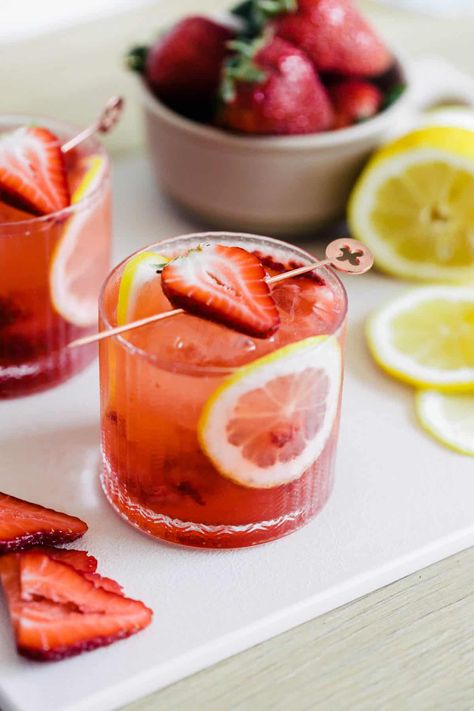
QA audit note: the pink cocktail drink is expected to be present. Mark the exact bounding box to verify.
[100,233,347,547]
[0,116,111,398]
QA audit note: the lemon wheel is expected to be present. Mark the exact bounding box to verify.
[198,335,341,489]
[416,390,474,456]
[349,126,474,283]
[49,154,109,326]
[367,286,474,391]
[117,251,169,326]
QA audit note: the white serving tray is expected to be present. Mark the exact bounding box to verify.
[0,155,473,711]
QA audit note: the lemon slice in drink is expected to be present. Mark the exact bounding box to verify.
[117,251,169,325]
[367,286,474,391]
[349,126,474,282]
[198,335,341,489]
[416,390,474,456]
[70,154,107,204]
[50,154,109,326]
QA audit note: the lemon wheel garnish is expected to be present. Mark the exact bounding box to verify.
[71,155,107,204]
[198,335,341,489]
[49,154,110,327]
[349,126,474,283]
[367,286,474,391]
[416,390,474,456]
[117,251,169,325]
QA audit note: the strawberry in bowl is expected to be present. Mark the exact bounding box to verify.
[128,16,234,121]
[128,1,408,232]
[272,0,392,77]
[128,0,399,134]
[217,36,333,135]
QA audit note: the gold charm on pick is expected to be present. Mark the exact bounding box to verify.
[325,238,374,274]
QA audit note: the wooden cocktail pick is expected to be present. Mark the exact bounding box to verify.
[67,238,373,349]
[61,97,124,154]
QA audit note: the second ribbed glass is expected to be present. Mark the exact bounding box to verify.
[0,115,112,398]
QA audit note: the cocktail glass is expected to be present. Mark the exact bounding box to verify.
[0,115,111,398]
[99,232,347,548]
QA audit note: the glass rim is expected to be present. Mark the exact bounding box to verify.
[0,113,110,229]
[99,231,348,376]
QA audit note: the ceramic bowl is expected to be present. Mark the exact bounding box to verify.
[139,54,474,234]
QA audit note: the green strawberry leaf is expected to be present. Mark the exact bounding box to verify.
[151,261,169,274]
[257,0,298,16]
[220,37,268,103]
[231,0,297,38]
[382,83,406,110]
[126,46,149,73]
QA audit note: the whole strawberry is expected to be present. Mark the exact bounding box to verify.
[128,17,234,120]
[273,0,393,77]
[217,37,333,135]
[330,79,383,128]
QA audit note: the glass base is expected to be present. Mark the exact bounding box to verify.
[0,346,96,399]
[101,467,333,549]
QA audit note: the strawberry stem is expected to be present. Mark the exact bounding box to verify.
[221,37,268,103]
[126,45,149,73]
[231,0,297,37]
[257,0,297,16]
[382,83,406,110]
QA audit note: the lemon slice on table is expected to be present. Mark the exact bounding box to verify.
[416,390,474,457]
[349,126,474,283]
[50,154,109,326]
[367,286,474,391]
[198,335,341,489]
[117,251,170,325]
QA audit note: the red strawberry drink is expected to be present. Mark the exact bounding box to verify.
[100,233,347,548]
[0,116,111,398]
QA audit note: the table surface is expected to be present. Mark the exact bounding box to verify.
[3,2,474,710]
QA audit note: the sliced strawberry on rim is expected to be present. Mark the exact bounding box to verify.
[0,551,152,661]
[0,492,88,553]
[0,126,70,216]
[161,244,280,339]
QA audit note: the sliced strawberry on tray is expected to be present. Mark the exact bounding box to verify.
[0,492,88,553]
[31,547,122,594]
[0,126,70,216]
[0,550,152,661]
[38,547,98,574]
[84,572,124,596]
[0,554,21,631]
[161,243,280,339]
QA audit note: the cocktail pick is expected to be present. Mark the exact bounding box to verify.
[61,97,124,154]
[67,238,373,349]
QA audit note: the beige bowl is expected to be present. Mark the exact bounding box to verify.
[139,55,473,235]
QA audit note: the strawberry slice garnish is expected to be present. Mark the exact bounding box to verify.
[0,550,152,661]
[161,244,280,338]
[0,126,70,216]
[0,492,88,553]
